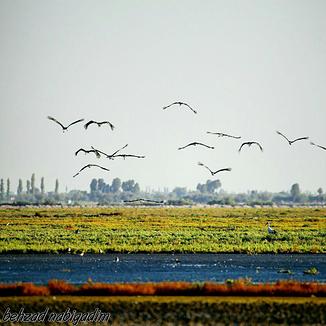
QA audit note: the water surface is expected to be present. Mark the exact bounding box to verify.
[0,254,324,284]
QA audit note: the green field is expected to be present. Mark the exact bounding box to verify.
[0,207,325,253]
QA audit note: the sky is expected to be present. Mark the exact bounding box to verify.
[0,0,325,194]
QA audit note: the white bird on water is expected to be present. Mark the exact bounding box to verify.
[267,222,277,235]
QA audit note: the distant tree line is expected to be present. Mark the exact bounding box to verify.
[90,178,140,194]
[88,178,140,203]
[0,174,324,206]
[0,174,60,204]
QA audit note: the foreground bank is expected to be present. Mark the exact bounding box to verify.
[1,295,325,325]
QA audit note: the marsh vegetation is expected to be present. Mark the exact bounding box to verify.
[0,207,325,254]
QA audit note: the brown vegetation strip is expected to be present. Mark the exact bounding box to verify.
[0,280,325,297]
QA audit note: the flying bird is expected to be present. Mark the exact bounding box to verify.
[110,144,129,157]
[238,142,263,152]
[75,148,101,158]
[163,101,197,114]
[124,199,164,204]
[90,145,144,160]
[198,162,232,176]
[112,154,145,160]
[84,120,115,131]
[206,132,241,139]
[310,142,326,151]
[73,164,110,177]
[142,199,164,204]
[276,131,309,145]
[90,144,128,160]
[178,142,214,150]
[47,116,84,132]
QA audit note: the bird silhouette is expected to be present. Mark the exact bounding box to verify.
[84,120,115,131]
[47,116,84,132]
[198,162,232,175]
[73,164,110,177]
[310,142,326,151]
[124,199,164,204]
[90,145,144,160]
[110,144,129,157]
[75,148,101,158]
[178,142,214,150]
[163,101,197,114]
[238,142,263,152]
[206,131,241,139]
[276,131,309,145]
[112,154,145,160]
[91,144,128,159]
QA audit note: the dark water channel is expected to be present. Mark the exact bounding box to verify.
[0,254,324,284]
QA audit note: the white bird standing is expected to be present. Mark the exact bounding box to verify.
[267,222,277,235]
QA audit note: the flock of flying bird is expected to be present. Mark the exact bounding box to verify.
[163,102,325,178]
[48,101,325,183]
[47,116,145,178]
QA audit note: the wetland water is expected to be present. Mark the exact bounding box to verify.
[0,254,324,284]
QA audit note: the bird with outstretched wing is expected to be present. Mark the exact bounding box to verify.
[206,131,241,139]
[163,101,197,114]
[112,154,145,160]
[47,116,84,132]
[75,148,101,159]
[198,162,232,176]
[124,199,163,204]
[73,164,110,177]
[238,142,263,152]
[178,142,214,150]
[90,145,144,160]
[310,142,326,151]
[109,144,129,157]
[276,131,308,145]
[84,120,115,131]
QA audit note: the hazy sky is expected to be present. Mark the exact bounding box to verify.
[0,0,325,193]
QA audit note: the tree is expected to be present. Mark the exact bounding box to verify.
[0,179,4,201]
[103,184,111,193]
[111,178,122,193]
[172,187,187,197]
[122,180,135,192]
[196,183,207,193]
[90,179,98,193]
[290,183,301,202]
[317,187,323,197]
[17,179,23,195]
[133,182,140,193]
[31,173,35,194]
[26,180,31,194]
[55,179,59,194]
[97,179,106,192]
[6,178,10,199]
[206,179,221,193]
[40,177,45,195]
[197,180,221,193]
